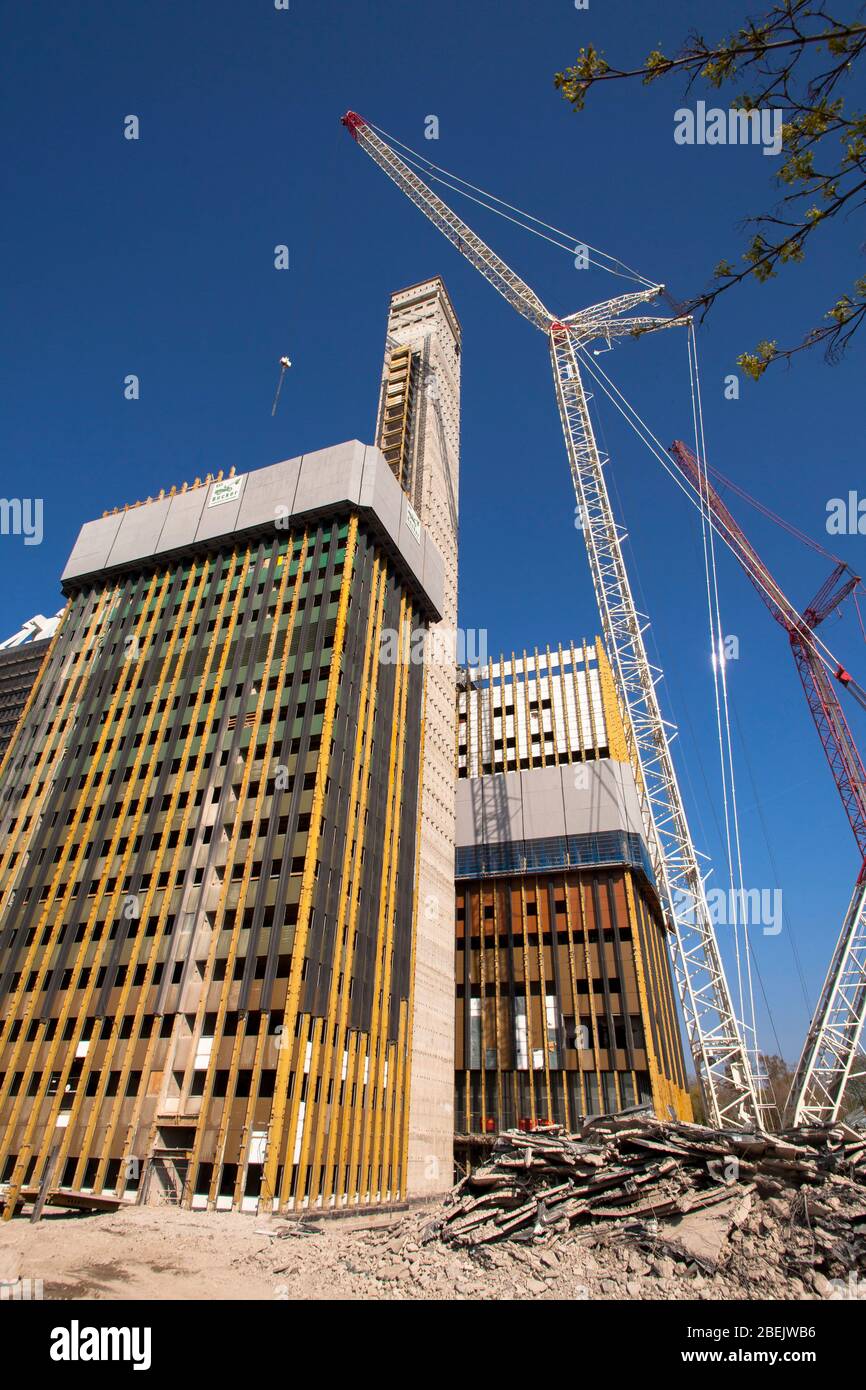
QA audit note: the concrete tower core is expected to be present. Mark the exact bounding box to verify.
[377,279,461,1196]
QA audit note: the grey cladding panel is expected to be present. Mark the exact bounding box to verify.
[561,759,644,837]
[397,495,425,574]
[106,499,173,569]
[456,773,524,848]
[457,760,646,848]
[358,446,401,549]
[153,487,208,555]
[60,514,124,583]
[293,441,365,516]
[236,458,301,532]
[520,766,567,841]
[421,537,445,616]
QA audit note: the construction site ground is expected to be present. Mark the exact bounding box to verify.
[1,1113,863,1302]
[0,1196,847,1302]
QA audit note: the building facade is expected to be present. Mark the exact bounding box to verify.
[0,439,447,1214]
[0,614,63,757]
[454,643,692,1144]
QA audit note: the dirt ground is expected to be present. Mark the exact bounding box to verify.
[0,1196,835,1302]
[3,1116,862,1301]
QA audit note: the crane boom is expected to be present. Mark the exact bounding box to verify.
[342,112,552,333]
[344,111,761,1129]
[797,646,866,861]
[668,440,866,1124]
[804,563,860,628]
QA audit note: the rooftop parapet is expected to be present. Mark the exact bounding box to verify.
[61,440,445,621]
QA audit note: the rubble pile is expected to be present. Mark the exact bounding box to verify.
[10,1112,866,1299]
[436,1111,866,1290]
[13,1111,865,1301]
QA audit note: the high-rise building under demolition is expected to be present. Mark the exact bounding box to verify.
[454,643,692,1147]
[0,401,455,1211]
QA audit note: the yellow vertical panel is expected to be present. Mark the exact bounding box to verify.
[568,641,587,762]
[0,573,167,1212]
[262,517,358,1209]
[623,870,669,1120]
[91,547,253,1192]
[317,560,387,1202]
[595,638,629,762]
[329,565,389,1205]
[74,556,222,1189]
[232,1013,272,1207]
[180,540,301,1203]
[358,593,410,1200]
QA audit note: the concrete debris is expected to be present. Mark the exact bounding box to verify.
[260,1218,324,1239]
[439,1113,866,1294]
[4,1114,866,1300]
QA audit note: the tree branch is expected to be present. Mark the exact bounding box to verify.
[554,2,866,376]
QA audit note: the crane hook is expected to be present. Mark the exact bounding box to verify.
[271,355,293,416]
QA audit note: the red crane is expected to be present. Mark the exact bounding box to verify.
[669,440,866,1124]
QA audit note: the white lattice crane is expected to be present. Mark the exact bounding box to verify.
[342,110,761,1129]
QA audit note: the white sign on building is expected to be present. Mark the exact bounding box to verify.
[208,476,244,508]
[405,502,422,543]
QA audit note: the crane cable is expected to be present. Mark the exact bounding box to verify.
[366,121,658,290]
[688,326,762,1089]
[688,332,746,1049]
[707,466,845,567]
[602,390,787,1084]
[572,339,857,689]
[573,334,793,1084]
[732,699,813,1014]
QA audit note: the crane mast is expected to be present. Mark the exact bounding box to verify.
[790,875,866,1124]
[669,441,866,1124]
[343,111,761,1129]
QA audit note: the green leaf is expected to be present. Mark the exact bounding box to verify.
[554,46,609,110]
[827,295,855,325]
[737,341,777,380]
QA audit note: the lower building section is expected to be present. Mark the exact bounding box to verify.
[453,641,693,1152]
[455,865,692,1139]
[0,628,56,757]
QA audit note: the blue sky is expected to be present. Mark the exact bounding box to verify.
[3,0,866,1064]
